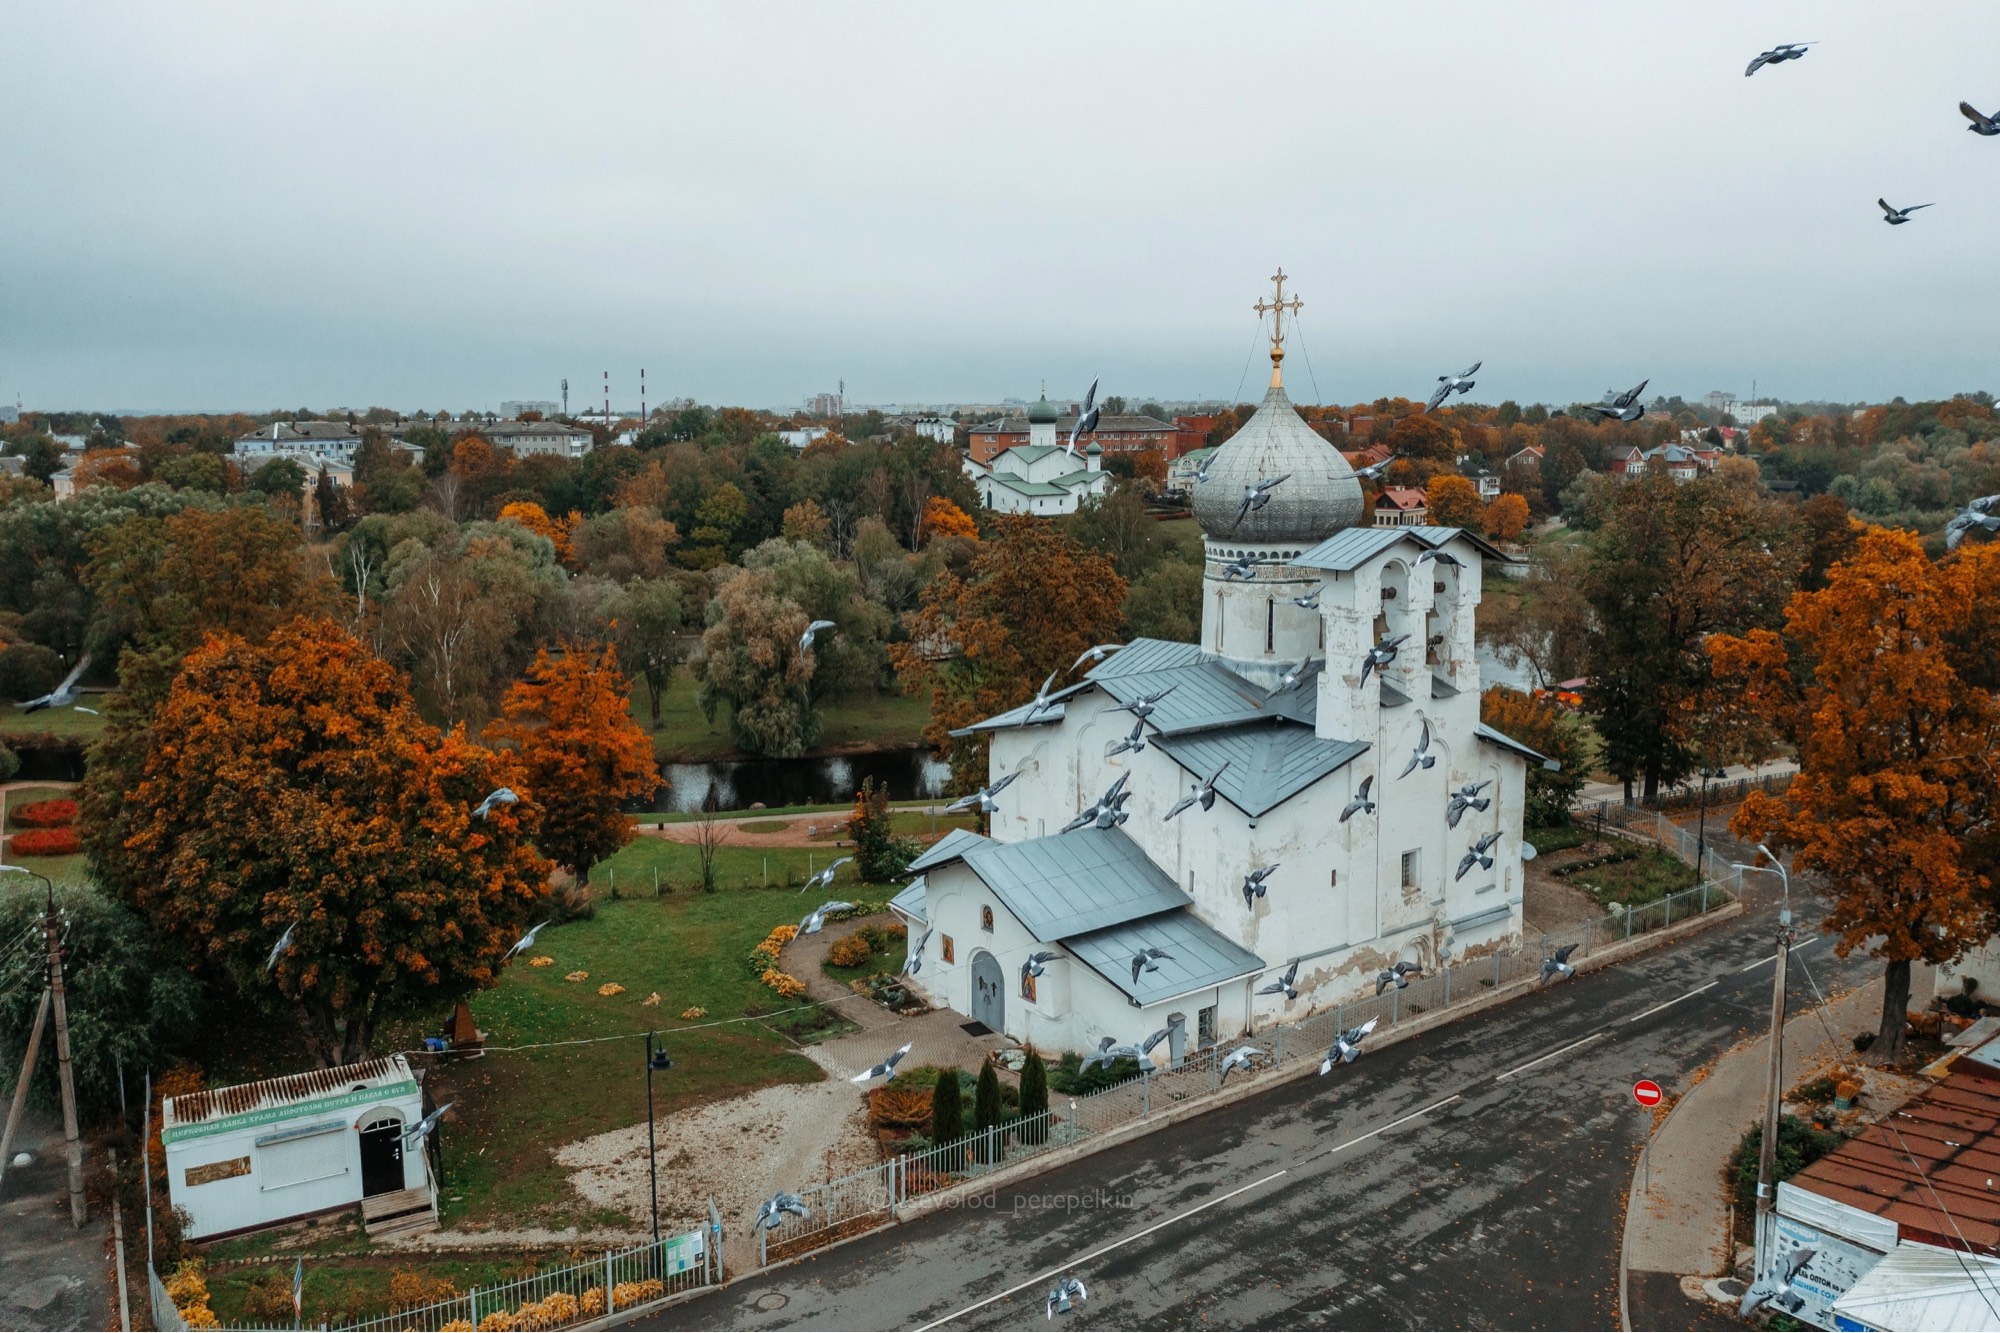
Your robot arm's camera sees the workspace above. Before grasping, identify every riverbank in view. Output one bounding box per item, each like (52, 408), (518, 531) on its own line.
(631, 670), (930, 764)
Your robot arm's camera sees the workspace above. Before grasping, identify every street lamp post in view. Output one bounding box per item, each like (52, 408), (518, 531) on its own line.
(1730, 846), (1795, 1279)
(644, 1032), (673, 1260)
(1694, 765), (1728, 877)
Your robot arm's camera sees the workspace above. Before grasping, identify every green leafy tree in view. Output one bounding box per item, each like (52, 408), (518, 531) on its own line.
(609, 577), (686, 728)
(1123, 555), (1203, 643)
(846, 776), (919, 882)
(245, 457), (309, 499)
(0, 642), (61, 699)
(698, 564), (818, 757)
(154, 452), (230, 495)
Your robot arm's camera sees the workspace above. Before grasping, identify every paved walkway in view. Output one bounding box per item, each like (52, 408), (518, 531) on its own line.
(1621, 966), (1882, 1329)
(0, 1105), (112, 1332)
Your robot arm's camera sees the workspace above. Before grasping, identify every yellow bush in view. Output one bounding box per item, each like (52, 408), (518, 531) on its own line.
(564, 969), (589, 982)
(826, 933), (872, 968)
(389, 1268), (460, 1308)
(679, 1005), (706, 1019)
(181, 1305), (221, 1330)
(439, 1323), (474, 1333)
(528, 955), (554, 967)
(759, 968), (806, 998)
(612, 1278), (666, 1306)
(165, 1258), (210, 1311)
(597, 982), (625, 997)
(540, 1292), (579, 1324)
(641, 992), (661, 1006)
(476, 1312), (518, 1332)
(767, 923), (798, 946)
(579, 1287), (605, 1316)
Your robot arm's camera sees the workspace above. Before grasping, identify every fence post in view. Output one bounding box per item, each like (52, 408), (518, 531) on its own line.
(470, 1287), (479, 1327)
(1443, 965), (1451, 1008)
(1702, 881), (1710, 914)
(1664, 892), (1673, 929)
(1143, 1075), (1150, 1119)
(1274, 1024), (1283, 1065)
(607, 1248), (615, 1306)
(1068, 1098), (1077, 1145)
(1391, 987), (1399, 1026)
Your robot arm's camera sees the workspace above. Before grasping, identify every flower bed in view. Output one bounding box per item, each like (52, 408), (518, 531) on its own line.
(12, 798), (78, 827)
(9, 826), (80, 856)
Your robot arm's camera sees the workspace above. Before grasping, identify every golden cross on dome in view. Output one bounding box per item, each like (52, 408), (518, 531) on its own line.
(1252, 267), (1303, 385)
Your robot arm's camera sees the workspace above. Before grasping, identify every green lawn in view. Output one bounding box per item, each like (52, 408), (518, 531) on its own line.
(1561, 847), (1699, 908)
(628, 668), (930, 763)
(205, 1246), (552, 1328)
(584, 826), (963, 896)
(0, 699), (107, 739)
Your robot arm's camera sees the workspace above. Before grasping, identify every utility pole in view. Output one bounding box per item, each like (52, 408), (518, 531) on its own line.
(1734, 846), (1794, 1276)
(40, 873), (86, 1226)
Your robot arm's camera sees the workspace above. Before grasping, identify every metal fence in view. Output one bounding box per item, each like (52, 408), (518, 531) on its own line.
(150, 1231), (716, 1332)
(758, 876), (1735, 1262)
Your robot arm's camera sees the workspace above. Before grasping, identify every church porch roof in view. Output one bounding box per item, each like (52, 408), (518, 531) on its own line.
(1062, 909), (1266, 1007)
(947, 682), (1093, 736)
(1476, 721), (1559, 770)
(914, 824), (1192, 940)
(1154, 722), (1369, 819)
(1084, 637), (1315, 737)
(889, 877), (927, 922)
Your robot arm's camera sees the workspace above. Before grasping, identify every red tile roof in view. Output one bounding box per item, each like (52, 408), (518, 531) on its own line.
(1791, 1071), (2000, 1254)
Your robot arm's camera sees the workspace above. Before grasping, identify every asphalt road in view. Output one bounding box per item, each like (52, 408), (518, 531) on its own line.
(626, 888), (1873, 1332)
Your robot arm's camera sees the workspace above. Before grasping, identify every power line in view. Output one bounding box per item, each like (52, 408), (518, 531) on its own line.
(1291, 308), (1326, 406)
(1231, 313), (1267, 405)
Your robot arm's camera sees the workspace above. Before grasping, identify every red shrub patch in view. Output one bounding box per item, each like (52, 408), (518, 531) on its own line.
(13, 799), (79, 828)
(10, 827), (81, 856)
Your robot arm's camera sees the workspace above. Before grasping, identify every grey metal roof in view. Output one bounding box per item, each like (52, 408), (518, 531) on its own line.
(1189, 381), (1362, 540)
(908, 827), (990, 872)
(1063, 909), (1267, 1006)
(948, 681), (1093, 736)
(1403, 525), (1513, 563)
(947, 826), (1194, 940)
(889, 877), (927, 921)
(1289, 526), (1426, 573)
(1155, 723), (1369, 818)
(1086, 638), (1313, 737)
(1379, 681), (1411, 708)
(1431, 675), (1459, 698)
(1088, 638), (1204, 679)
(1476, 721), (1557, 769)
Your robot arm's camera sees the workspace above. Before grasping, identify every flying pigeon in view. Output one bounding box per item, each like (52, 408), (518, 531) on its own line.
(1046, 1277), (1088, 1319)
(1192, 456), (1216, 486)
(1319, 1016), (1379, 1073)
(1376, 961), (1422, 995)
(799, 619), (837, 654)
(1218, 1045), (1264, 1085)
(503, 919), (552, 962)
(70, 705), (96, 715)
(1023, 671), (1063, 721)
(1078, 1028), (1170, 1073)
(1589, 379), (1649, 423)
(1163, 761), (1230, 821)
(902, 927), (932, 975)
(1106, 717), (1148, 759)
(1066, 379), (1101, 458)
(1257, 961), (1300, 1000)
(1424, 362), (1481, 412)
(1415, 547), (1461, 568)
(755, 1192), (810, 1231)
(264, 920), (298, 974)
(1070, 643), (1123, 673)
(1359, 633), (1408, 686)
(473, 787), (519, 821)
(1745, 42), (1812, 76)
(1947, 495), (2000, 550)
(1398, 718), (1436, 779)
(1289, 589), (1321, 610)
(1963, 101), (2000, 136)
(1541, 942), (1580, 985)
(1240, 864), (1280, 910)
(1266, 657), (1318, 700)
(1113, 685), (1176, 721)
(1021, 950), (1059, 986)
(1879, 198), (1933, 225)
(1456, 831), (1503, 882)
(403, 1101), (454, 1150)
(1233, 474), (1291, 528)
(1221, 554), (1265, 581)
(1445, 779), (1494, 829)
(1340, 775), (1376, 823)
(1129, 947), (1174, 986)
(1351, 453), (1399, 484)
(944, 770), (1019, 816)
(1061, 773), (1131, 834)
(848, 1041), (914, 1084)
(17, 652), (90, 713)
(1740, 1246), (1818, 1318)
(798, 856), (853, 895)
(799, 899), (856, 935)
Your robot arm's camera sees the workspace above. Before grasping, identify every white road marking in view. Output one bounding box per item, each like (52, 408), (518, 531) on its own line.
(1734, 935), (1828, 974)
(1317, 1094), (1463, 1159)
(1625, 981), (1718, 1024)
(1497, 1031), (1606, 1081)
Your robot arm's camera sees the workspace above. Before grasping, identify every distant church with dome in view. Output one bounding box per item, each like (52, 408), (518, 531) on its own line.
(890, 272), (1550, 1061)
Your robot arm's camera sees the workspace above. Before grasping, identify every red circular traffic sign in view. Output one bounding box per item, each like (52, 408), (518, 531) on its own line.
(1633, 1079), (1664, 1107)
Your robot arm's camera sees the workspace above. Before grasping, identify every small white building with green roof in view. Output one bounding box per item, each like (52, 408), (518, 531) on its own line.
(962, 440), (1108, 516)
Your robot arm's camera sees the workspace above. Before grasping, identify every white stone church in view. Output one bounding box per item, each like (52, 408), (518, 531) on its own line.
(890, 279), (1551, 1062)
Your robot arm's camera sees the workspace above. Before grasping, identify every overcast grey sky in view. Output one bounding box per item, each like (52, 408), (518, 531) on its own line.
(4, 2), (1997, 413)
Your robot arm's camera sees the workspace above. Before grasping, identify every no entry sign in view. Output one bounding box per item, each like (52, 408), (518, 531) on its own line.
(1633, 1079), (1664, 1107)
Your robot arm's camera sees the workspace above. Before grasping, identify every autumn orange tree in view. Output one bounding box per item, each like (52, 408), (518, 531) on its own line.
(1479, 687), (1584, 828)
(1711, 527), (2000, 1063)
(918, 496), (978, 545)
(891, 515), (1126, 792)
(1484, 492), (1530, 542)
(117, 617), (551, 1067)
(488, 642), (659, 876)
(1426, 475), (1484, 530)
(498, 500), (580, 567)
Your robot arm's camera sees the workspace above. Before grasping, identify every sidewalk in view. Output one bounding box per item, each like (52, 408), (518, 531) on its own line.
(1620, 971), (1882, 1330)
(1575, 759), (1799, 810)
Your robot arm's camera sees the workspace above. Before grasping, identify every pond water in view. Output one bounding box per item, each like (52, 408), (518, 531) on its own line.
(1476, 640), (1538, 693)
(643, 747), (952, 813)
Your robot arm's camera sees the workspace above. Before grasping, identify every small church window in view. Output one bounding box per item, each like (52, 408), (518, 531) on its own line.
(941, 934), (955, 964)
(1216, 593), (1226, 648)
(1265, 598), (1274, 653)
(1198, 1005), (1218, 1047)
(1329, 868), (1338, 888)
(980, 905), (994, 932)
(1401, 850), (1421, 889)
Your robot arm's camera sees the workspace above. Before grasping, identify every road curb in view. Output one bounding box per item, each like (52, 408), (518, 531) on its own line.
(607, 897), (1746, 1325)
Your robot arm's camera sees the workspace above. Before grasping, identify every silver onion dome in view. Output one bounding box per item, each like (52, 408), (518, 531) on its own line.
(1191, 380), (1363, 541)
